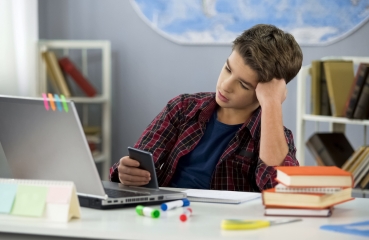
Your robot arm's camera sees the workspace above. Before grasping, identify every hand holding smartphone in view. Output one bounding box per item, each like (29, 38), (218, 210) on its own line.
(128, 147), (159, 189)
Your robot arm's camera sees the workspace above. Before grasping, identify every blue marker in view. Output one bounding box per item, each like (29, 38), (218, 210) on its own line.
(161, 198), (190, 211)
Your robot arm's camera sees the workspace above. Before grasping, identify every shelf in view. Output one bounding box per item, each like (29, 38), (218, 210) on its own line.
(38, 40), (112, 180)
(93, 154), (106, 163)
(68, 96), (108, 103)
(296, 56), (369, 166)
(303, 114), (369, 126)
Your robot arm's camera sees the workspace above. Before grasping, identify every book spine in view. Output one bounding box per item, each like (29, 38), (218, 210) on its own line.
(45, 52), (71, 98)
(353, 74), (369, 119)
(320, 63), (331, 115)
(311, 61), (321, 115)
(306, 141), (325, 166)
(58, 58), (97, 97)
(306, 134), (336, 166)
(345, 64), (369, 118)
(42, 52), (61, 94)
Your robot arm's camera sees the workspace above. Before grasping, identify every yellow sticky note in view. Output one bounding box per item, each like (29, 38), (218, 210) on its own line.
(11, 185), (48, 217)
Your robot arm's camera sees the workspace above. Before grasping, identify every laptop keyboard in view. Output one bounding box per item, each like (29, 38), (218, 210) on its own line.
(104, 188), (150, 198)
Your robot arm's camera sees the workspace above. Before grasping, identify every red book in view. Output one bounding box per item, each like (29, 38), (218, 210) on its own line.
(58, 57), (97, 97)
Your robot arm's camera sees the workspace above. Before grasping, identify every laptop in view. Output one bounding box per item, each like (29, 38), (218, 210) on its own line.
(0, 95), (186, 209)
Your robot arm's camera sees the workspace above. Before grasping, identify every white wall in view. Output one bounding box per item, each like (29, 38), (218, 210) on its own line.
(38, 0), (369, 167)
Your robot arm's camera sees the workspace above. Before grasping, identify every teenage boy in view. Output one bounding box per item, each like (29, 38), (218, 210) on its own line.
(110, 24), (303, 192)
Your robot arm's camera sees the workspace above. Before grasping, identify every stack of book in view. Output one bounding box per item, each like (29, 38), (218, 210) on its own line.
(262, 166), (354, 217)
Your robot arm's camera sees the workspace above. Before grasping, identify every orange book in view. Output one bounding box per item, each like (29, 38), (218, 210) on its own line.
(275, 166), (353, 187)
(262, 187), (353, 209)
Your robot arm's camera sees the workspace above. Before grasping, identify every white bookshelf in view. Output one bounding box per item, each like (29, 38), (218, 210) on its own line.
(37, 40), (111, 180)
(296, 56), (369, 166)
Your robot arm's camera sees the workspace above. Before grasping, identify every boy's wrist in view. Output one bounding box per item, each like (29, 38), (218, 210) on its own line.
(260, 100), (282, 109)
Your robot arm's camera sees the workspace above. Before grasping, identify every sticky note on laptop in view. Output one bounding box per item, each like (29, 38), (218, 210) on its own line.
(0, 183), (17, 213)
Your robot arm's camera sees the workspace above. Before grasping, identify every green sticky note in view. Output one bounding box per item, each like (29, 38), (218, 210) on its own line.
(11, 185), (48, 217)
(0, 183), (17, 213)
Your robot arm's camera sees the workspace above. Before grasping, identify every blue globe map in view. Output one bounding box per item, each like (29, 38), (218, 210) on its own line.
(131, 0), (369, 46)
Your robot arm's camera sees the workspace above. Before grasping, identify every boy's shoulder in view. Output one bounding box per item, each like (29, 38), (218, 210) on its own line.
(169, 92), (215, 105)
(180, 92), (215, 101)
(167, 92), (216, 116)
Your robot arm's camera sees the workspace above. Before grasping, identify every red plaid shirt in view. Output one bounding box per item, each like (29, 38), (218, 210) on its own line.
(110, 92), (299, 192)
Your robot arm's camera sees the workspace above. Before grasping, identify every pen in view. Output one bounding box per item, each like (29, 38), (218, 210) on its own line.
(136, 205), (160, 218)
(160, 198), (190, 211)
(221, 218), (302, 230)
(179, 207), (192, 222)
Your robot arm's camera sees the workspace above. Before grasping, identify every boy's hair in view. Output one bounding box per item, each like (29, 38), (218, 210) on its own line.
(233, 24), (303, 84)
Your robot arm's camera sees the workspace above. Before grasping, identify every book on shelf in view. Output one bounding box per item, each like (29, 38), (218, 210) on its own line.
(341, 146), (366, 171)
(353, 67), (369, 119)
(310, 61), (321, 115)
(320, 61), (332, 116)
(345, 63), (369, 118)
(85, 134), (101, 144)
(359, 173), (369, 189)
(262, 187), (353, 209)
(42, 52), (61, 95)
(83, 126), (101, 135)
(275, 166), (353, 188)
(355, 162), (369, 187)
(306, 132), (354, 168)
(345, 147), (369, 182)
(58, 57), (97, 97)
(323, 60), (354, 117)
(264, 206), (333, 217)
(310, 61), (332, 116)
(42, 51), (71, 97)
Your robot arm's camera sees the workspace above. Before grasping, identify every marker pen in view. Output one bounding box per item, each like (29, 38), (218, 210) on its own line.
(136, 205), (160, 218)
(161, 198), (190, 211)
(179, 207), (192, 222)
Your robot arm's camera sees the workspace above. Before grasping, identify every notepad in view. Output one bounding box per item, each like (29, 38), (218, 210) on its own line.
(0, 178), (81, 222)
(182, 189), (260, 204)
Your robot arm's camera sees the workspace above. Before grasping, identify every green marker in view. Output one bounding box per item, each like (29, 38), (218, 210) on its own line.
(136, 205), (160, 218)
(60, 95), (69, 112)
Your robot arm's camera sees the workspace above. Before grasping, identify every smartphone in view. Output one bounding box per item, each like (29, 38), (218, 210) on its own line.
(127, 147), (159, 189)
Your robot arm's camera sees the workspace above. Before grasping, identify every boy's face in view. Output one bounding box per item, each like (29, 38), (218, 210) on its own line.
(216, 50), (259, 112)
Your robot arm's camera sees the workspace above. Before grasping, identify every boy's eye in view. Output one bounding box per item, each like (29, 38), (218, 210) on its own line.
(225, 66), (231, 72)
(239, 82), (249, 90)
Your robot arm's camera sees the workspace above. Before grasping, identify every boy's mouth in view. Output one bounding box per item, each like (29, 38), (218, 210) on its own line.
(218, 91), (229, 102)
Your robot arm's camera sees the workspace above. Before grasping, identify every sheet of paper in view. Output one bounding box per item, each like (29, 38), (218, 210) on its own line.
(183, 189), (260, 203)
(11, 185), (48, 217)
(0, 183), (17, 213)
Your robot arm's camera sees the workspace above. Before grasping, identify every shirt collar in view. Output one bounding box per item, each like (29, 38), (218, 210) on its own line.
(199, 94), (261, 140)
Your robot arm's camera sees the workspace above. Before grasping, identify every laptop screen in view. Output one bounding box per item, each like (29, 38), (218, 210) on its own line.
(0, 95), (106, 198)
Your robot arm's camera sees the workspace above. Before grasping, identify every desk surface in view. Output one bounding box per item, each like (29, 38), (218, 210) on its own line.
(0, 195), (368, 240)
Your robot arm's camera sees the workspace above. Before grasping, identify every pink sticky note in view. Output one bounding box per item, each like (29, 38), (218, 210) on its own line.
(46, 186), (72, 204)
(42, 93), (49, 110)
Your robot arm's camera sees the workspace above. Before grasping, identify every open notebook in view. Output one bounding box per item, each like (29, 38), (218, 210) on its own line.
(182, 189), (260, 204)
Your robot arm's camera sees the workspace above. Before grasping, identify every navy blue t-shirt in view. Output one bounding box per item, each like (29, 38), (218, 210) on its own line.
(170, 110), (242, 189)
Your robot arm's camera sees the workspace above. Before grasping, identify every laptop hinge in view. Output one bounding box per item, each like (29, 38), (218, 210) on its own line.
(78, 192), (108, 200)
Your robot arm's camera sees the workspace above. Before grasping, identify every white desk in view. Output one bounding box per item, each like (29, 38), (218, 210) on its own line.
(0, 196), (368, 240)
